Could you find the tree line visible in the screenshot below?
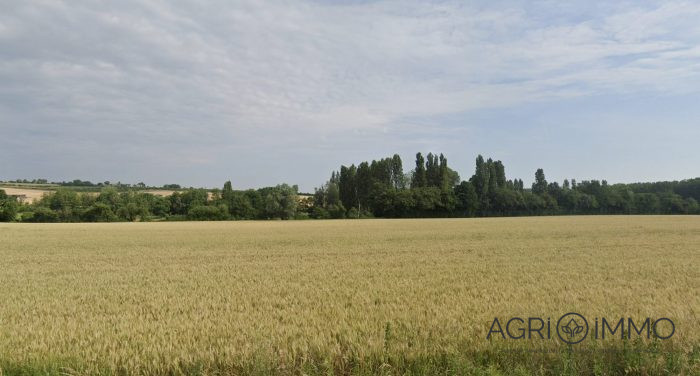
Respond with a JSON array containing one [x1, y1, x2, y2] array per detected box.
[[2, 178, 182, 190], [310, 153, 700, 218], [1, 152, 698, 222], [0, 184, 301, 222]]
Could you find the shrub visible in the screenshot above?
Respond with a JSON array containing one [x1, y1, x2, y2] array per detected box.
[[81, 203, 117, 222], [328, 203, 346, 219], [0, 195, 18, 222], [24, 207, 59, 222], [310, 206, 330, 219], [187, 205, 228, 221], [346, 207, 360, 219]]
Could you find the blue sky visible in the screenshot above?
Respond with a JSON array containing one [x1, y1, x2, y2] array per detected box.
[[1, 0, 699, 191]]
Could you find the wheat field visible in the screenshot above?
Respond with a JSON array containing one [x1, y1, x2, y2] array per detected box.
[[0, 187, 53, 204], [1, 216, 699, 375]]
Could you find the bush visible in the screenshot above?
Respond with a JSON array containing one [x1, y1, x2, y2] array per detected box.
[[165, 214, 188, 221], [0, 197, 18, 221], [187, 206, 228, 221], [117, 202, 148, 221], [81, 203, 117, 222], [24, 207, 59, 222], [346, 207, 360, 219], [328, 203, 346, 219], [310, 206, 330, 219]]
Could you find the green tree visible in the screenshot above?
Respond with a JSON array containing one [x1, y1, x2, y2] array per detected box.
[[438, 154, 451, 190], [440, 189, 457, 212], [46, 189, 81, 222], [412, 187, 442, 213], [491, 188, 521, 215], [278, 184, 299, 219], [264, 193, 281, 219], [244, 190, 263, 219], [356, 162, 372, 210], [169, 192, 185, 215], [370, 159, 392, 187], [426, 153, 440, 187], [97, 187, 121, 211], [229, 191, 254, 219], [634, 193, 660, 214], [180, 189, 208, 211], [494, 161, 506, 188], [311, 206, 330, 219], [328, 203, 346, 219], [81, 203, 117, 222], [187, 205, 227, 220], [117, 202, 147, 221], [150, 196, 171, 217], [392, 189, 416, 217], [471, 155, 490, 198], [327, 182, 340, 207], [391, 154, 405, 189], [532, 168, 548, 195], [346, 207, 360, 219], [222, 181, 234, 203], [262, 184, 298, 219], [487, 158, 498, 197], [0, 190, 18, 221], [454, 181, 478, 216], [25, 206, 59, 222], [522, 191, 546, 214], [412, 153, 427, 188], [339, 165, 358, 210]]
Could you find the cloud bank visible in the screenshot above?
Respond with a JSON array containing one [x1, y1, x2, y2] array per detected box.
[[1, 0, 699, 190]]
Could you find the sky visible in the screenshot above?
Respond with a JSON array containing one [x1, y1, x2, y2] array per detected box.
[[1, 0, 699, 192]]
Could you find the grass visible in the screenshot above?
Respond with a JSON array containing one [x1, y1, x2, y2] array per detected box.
[[0, 216, 699, 375]]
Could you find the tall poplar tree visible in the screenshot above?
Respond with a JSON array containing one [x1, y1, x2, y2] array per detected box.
[[391, 154, 404, 189], [356, 162, 372, 209], [439, 153, 449, 190], [533, 169, 548, 195], [472, 155, 490, 197], [412, 153, 427, 188], [494, 161, 506, 188], [426, 153, 439, 187], [339, 165, 357, 210]]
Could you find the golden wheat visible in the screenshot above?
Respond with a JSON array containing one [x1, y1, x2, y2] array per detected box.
[[0, 216, 698, 374]]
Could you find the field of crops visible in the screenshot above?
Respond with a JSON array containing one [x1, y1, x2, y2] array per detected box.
[[1, 216, 699, 375]]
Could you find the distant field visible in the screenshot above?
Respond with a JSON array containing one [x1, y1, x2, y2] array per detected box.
[[137, 189, 176, 197], [0, 186, 180, 203], [0, 187, 304, 205], [0, 187, 53, 204], [0, 182, 58, 188], [1, 217, 699, 375]]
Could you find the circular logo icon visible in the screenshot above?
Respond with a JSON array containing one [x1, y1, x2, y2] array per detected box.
[[556, 312, 589, 344]]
